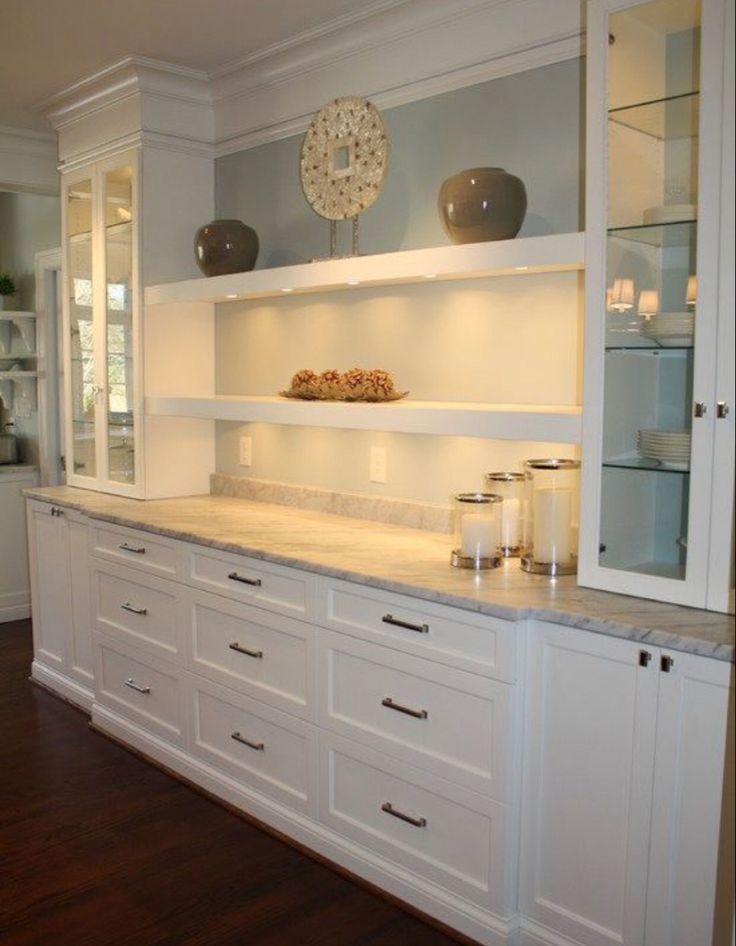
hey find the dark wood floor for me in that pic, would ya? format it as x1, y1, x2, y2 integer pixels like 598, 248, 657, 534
0, 620, 464, 946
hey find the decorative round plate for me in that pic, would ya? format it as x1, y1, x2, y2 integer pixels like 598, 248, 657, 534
300, 96, 389, 220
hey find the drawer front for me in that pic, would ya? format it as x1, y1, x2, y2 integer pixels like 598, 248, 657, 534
92, 564, 182, 660
186, 591, 314, 718
96, 640, 184, 744
319, 630, 512, 800
320, 735, 509, 911
90, 523, 179, 578
188, 547, 312, 619
190, 677, 316, 814
317, 578, 518, 682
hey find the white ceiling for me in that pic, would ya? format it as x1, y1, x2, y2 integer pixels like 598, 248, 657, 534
0, 0, 402, 132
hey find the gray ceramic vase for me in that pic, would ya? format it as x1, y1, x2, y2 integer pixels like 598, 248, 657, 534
438, 168, 527, 244
194, 219, 259, 277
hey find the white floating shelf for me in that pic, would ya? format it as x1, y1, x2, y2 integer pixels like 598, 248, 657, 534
146, 395, 582, 443
145, 232, 584, 306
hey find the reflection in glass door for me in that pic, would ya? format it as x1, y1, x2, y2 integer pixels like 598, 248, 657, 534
105, 166, 135, 485
66, 177, 96, 479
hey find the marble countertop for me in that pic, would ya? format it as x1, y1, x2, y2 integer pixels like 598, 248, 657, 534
24, 485, 735, 662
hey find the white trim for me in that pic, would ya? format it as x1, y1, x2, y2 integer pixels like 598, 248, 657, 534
31, 659, 94, 711
40, 1, 583, 164
0, 592, 31, 623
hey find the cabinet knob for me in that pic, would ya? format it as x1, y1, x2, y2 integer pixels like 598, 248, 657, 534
716, 401, 730, 419
693, 401, 707, 418
660, 655, 675, 673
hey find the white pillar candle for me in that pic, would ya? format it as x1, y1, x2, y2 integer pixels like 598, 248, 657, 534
533, 488, 572, 563
500, 498, 521, 549
461, 512, 497, 559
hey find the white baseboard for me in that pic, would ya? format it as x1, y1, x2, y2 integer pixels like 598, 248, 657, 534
0, 591, 31, 623
92, 703, 518, 946
31, 660, 94, 712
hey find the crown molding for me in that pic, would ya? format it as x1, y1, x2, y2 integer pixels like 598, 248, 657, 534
213, 0, 584, 155
0, 125, 59, 194
38, 0, 583, 168
211, 0, 411, 78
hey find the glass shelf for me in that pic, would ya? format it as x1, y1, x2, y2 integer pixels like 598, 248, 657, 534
608, 91, 700, 140
607, 220, 696, 247
603, 456, 690, 474
604, 344, 693, 353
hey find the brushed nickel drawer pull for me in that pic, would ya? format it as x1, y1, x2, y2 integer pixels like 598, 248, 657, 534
231, 731, 265, 751
121, 602, 148, 616
381, 614, 429, 634
381, 697, 428, 720
124, 678, 150, 695
229, 642, 264, 659
119, 542, 146, 554
381, 801, 427, 828
228, 571, 262, 587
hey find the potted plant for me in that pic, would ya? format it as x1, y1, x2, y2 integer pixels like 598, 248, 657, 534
0, 273, 17, 310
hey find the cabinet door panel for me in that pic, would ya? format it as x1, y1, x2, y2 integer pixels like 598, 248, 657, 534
645, 653, 733, 946
521, 622, 659, 946
68, 514, 93, 684
29, 506, 70, 668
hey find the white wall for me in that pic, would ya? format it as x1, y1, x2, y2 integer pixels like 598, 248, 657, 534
213, 59, 584, 504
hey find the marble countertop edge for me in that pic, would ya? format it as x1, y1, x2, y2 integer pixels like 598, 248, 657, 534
23, 487, 735, 663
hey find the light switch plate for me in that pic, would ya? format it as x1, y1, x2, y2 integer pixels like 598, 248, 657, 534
370, 446, 387, 483
239, 436, 253, 467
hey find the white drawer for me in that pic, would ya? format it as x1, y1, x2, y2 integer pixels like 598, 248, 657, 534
317, 578, 518, 682
91, 563, 183, 660
189, 676, 317, 815
90, 522, 179, 578
95, 639, 185, 745
320, 735, 510, 912
188, 546, 313, 619
318, 630, 512, 800
186, 590, 315, 719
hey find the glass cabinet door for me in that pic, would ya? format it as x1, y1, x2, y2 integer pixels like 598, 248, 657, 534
63, 151, 139, 497
104, 165, 135, 486
580, 0, 729, 609
599, 0, 702, 582
66, 177, 97, 480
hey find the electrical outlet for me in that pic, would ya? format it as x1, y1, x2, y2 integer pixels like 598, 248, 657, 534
369, 446, 387, 483
239, 436, 253, 467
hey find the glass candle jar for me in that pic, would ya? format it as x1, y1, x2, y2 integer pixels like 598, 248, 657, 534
521, 459, 581, 575
484, 472, 525, 557
451, 493, 503, 570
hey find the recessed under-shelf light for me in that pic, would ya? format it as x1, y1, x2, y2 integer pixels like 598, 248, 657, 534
515, 266, 529, 272
346, 279, 361, 286
281, 288, 294, 293
225, 293, 238, 299
423, 274, 438, 279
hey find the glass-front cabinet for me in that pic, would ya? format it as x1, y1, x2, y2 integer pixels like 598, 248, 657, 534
62, 151, 140, 496
581, 0, 734, 610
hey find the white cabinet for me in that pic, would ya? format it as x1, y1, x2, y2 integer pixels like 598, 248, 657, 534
0, 468, 38, 622
580, 0, 735, 611
26, 499, 93, 708
62, 153, 141, 495
61, 148, 214, 500
521, 621, 733, 946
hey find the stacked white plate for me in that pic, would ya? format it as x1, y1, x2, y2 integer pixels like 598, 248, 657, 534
638, 428, 691, 470
641, 311, 694, 347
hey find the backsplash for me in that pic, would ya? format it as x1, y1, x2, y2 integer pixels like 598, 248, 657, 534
210, 473, 453, 533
